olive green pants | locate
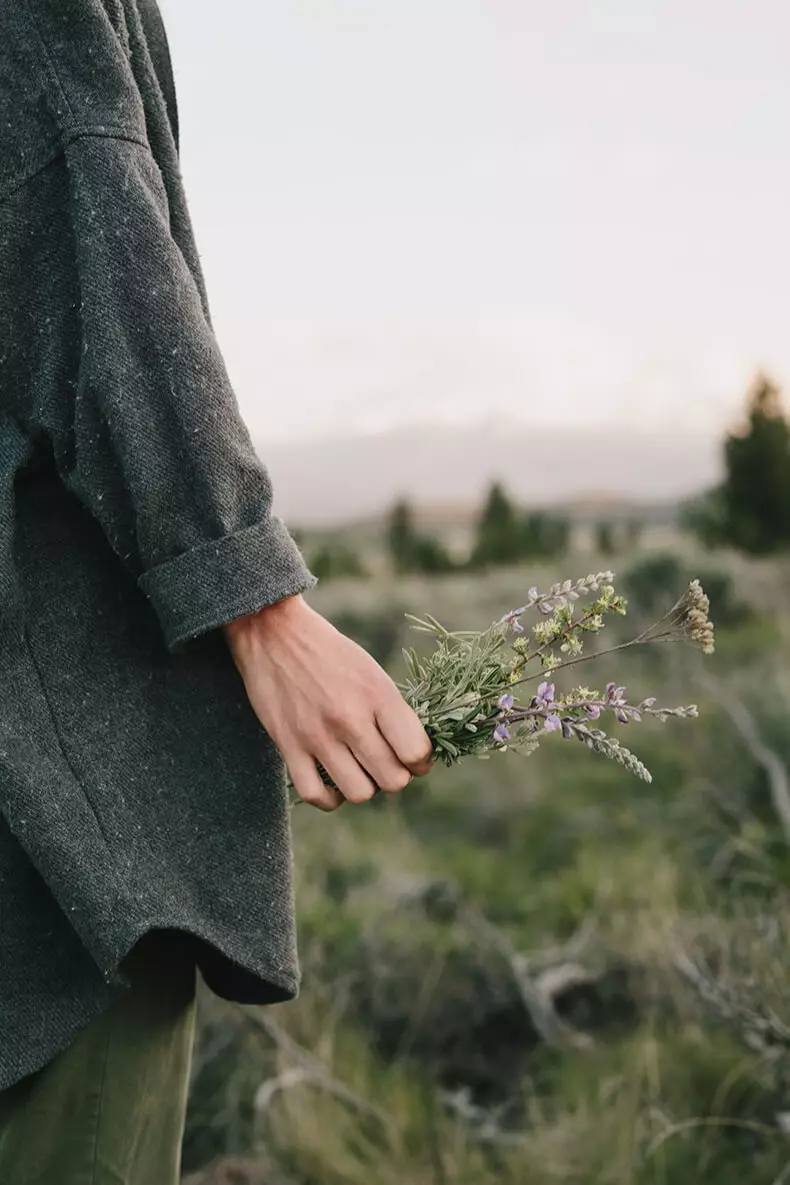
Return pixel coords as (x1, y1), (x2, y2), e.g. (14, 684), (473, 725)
(0, 932), (197, 1185)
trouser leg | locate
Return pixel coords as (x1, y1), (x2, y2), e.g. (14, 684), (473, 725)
(0, 930), (197, 1185)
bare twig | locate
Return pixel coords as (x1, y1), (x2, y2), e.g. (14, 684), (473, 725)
(462, 904), (595, 1050)
(693, 669), (790, 842)
(239, 1008), (389, 1127)
(769, 1159), (790, 1185)
(671, 938), (790, 1055)
(439, 1086), (531, 1147)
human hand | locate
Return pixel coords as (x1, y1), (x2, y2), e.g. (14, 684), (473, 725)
(223, 595), (434, 810)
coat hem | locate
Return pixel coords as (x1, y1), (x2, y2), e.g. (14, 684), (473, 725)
(0, 921), (299, 1093)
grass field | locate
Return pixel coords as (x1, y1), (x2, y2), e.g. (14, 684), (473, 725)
(183, 533), (790, 1184)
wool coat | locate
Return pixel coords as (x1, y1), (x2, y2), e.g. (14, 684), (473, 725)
(0, 0), (317, 1090)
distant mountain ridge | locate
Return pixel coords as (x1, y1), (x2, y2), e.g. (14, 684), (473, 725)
(258, 421), (721, 527)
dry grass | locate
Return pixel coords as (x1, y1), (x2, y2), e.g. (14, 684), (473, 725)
(184, 536), (790, 1184)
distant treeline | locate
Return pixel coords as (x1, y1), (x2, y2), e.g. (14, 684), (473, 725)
(298, 371), (790, 580)
(301, 482), (645, 580)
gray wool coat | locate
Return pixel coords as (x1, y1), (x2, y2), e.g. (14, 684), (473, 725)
(0, 0), (317, 1090)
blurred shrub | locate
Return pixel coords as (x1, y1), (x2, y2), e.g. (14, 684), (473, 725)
(184, 549), (790, 1185)
(625, 519), (644, 548)
(521, 512), (570, 560)
(595, 521), (617, 556)
(470, 482), (569, 569)
(622, 553), (753, 629)
(621, 553), (685, 617)
(307, 539), (369, 581)
(407, 534), (457, 574)
(386, 498), (456, 574)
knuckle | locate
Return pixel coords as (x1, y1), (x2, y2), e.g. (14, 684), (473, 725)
(380, 767), (412, 793)
(298, 787), (324, 807)
(344, 782), (375, 804)
(327, 704), (357, 735)
(411, 742), (435, 767)
(302, 788), (342, 812)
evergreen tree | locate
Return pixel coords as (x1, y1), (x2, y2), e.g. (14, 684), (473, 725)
(595, 520), (616, 556)
(386, 498), (456, 575)
(471, 482), (521, 567)
(387, 498), (418, 573)
(625, 519), (643, 550)
(409, 535), (456, 574)
(684, 374), (790, 555)
(522, 512), (570, 559)
(720, 375), (790, 554)
(308, 540), (368, 581)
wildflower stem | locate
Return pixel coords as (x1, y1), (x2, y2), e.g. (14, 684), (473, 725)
(505, 637), (646, 691)
(513, 605), (598, 673)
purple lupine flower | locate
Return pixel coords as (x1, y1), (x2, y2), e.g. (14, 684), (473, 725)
(544, 715), (562, 732)
(500, 607), (527, 634)
(536, 682), (556, 705)
(494, 722), (511, 744)
(614, 708), (630, 724)
(527, 587), (538, 602)
(498, 694), (515, 712)
(586, 703), (602, 720)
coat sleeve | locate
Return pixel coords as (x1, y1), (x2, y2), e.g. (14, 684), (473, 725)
(7, 0), (316, 649)
(54, 132), (316, 650)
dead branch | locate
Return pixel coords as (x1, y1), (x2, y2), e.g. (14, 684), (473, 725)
(693, 669), (790, 842)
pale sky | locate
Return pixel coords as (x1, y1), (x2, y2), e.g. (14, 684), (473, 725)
(160, 0), (790, 447)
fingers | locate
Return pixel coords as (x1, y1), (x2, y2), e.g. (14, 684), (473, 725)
(374, 693), (434, 776)
(285, 684), (433, 812)
(406, 755), (435, 778)
(286, 753), (344, 812)
(348, 729), (413, 794)
(318, 742), (379, 805)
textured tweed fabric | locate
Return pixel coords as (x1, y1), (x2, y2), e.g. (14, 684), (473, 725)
(0, 0), (316, 1089)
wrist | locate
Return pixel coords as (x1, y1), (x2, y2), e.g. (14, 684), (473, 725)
(223, 593), (306, 669)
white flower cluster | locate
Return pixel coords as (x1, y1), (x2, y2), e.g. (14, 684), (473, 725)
(685, 579), (715, 655)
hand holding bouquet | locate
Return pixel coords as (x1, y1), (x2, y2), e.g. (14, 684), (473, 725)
(398, 571), (714, 785)
(227, 571), (714, 808)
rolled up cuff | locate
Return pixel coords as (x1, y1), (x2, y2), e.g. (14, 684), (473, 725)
(138, 517), (317, 650)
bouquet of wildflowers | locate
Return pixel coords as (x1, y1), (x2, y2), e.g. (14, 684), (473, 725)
(400, 573), (714, 784)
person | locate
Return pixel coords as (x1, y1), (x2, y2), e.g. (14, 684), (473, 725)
(0, 2), (433, 1182)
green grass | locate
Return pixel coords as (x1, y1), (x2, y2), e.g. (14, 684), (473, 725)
(184, 538), (790, 1183)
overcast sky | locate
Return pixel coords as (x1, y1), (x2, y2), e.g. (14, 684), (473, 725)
(160, 0), (790, 447)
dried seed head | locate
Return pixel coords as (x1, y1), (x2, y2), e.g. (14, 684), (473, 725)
(683, 580), (715, 654)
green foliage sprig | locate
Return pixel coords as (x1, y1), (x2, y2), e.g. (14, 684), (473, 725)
(400, 572), (714, 784)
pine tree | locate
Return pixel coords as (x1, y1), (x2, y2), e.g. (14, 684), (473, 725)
(387, 498), (417, 573)
(625, 519), (643, 550)
(471, 482), (521, 567)
(719, 374), (790, 554)
(522, 512), (570, 559)
(595, 521), (616, 556)
(685, 374), (790, 554)
(386, 499), (455, 575)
